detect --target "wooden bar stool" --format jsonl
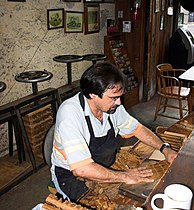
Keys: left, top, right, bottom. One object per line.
{"left": 53, "top": 55, "right": 83, "bottom": 103}
{"left": 53, "top": 55, "right": 83, "bottom": 85}
{"left": 57, "top": 80, "right": 81, "bottom": 104}
{"left": 14, "top": 70, "right": 60, "bottom": 170}
{"left": 15, "top": 88, "right": 60, "bottom": 170}
{"left": 83, "top": 53, "right": 107, "bottom": 66}
{"left": 15, "top": 70, "right": 53, "bottom": 95}
{"left": 0, "top": 81, "right": 24, "bottom": 162}
{"left": 0, "top": 102, "right": 24, "bottom": 163}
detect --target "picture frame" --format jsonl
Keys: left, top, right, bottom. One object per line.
{"left": 65, "top": 11, "right": 83, "bottom": 33}
{"left": 47, "top": 9, "right": 64, "bottom": 30}
{"left": 84, "top": 0, "right": 103, "bottom": 3}
{"left": 160, "top": 14, "right": 164, "bottom": 31}
{"left": 7, "top": 0, "right": 26, "bottom": 1}
{"left": 103, "top": 0, "right": 115, "bottom": 3}
{"left": 155, "top": 0, "right": 160, "bottom": 13}
{"left": 84, "top": 4, "right": 100, "bottom": 34}
{"left": 60, "top": 0, "right": 81, "bottom": 2}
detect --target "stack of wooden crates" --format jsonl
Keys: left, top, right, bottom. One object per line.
{"left": 22, "top": 104, "right": 54, "bottom": 159}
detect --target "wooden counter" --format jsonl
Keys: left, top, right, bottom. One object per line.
{"left": 41, "top": 112, "right": 194, "bottom": 210}
{"left": 143, "top": 112, "right": 194, "bottom": 209}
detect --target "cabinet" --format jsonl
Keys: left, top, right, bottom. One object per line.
{"left": 104, "top": 34, "right": 139, "bottom": 109}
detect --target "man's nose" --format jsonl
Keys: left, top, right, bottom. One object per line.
{"left": 114, "top": 97, "right": 121, "bottom": 105}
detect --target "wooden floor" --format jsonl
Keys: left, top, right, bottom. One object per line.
{"left": 0, "top": 94, "right": 182, "bottom": 197}
{"left": 0, "top": 152, "right": 45, "bottom": 196}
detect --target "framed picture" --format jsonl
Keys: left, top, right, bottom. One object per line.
{"left": 84, "top": 5, "right": 100, "bottom": 34}
{"left": 84, "top": 0, "right": 103, "bottom": 3}
{"left": 103, "top": 0, "right": 115, "bottom": 3}
{"left": 7, "top": 0, "right": 26, "bottom": 1}
{"left": 61, "top": 0, "right": 81, "bottom": 2}
{"left": 47, "top": 9, "right": 64, "bottom": 30}
{"left": 65, "top": 11, "right": 83, "bottom": 33}
{"left": 160, "top": 14, "right": 164, "bottom": 31}
{"left": 155, "top": 0, "right": 160, "bottom": 13}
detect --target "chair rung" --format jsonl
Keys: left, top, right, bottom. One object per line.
{"left": 157, "top": 113, "right": 185, "bottom": 120}
{"left": 159, "top": 104, "right": 188, "bottom": 110}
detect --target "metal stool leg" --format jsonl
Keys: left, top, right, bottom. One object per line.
{"left": 13, "top": 118, "right": 25, "bottom": 163}
{"left": 16, "top": 109, "right": 37, "bottom": 171}
{"left": 8, "top": 120, "right": 13, "bottom": 157}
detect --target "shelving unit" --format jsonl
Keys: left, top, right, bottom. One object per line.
{"left": 104, "top": 34, "right": 139, "bottom": 109}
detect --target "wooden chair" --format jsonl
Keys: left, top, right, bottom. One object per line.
{"left": 154, "top": 63, "right": 190, "bottom": 120}
{"left": 15, "top": 88, "right": 60, "bottom": 170}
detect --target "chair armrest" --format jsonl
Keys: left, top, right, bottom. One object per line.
{"left": 162, "top": 75, "right": 180, "bottom": 84}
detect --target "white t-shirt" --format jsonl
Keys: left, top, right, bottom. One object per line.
{"left": 51, "top": 92, "right": 142, "bottom": 171}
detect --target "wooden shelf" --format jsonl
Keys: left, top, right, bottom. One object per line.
{"left": 104, "top": 35, "right": 139, "bottom": 109}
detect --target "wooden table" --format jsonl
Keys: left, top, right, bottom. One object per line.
{"left": 179, "top": 66, "right": 194, "bottom": 82}
{"left": 179, "top": 66, "right": 194, "bottom": 113}
{"left": 143, "top": 112, "right": 194, "bottom": 209}
{"left": 39, "top": 112, "right": 194, "bottom": 209}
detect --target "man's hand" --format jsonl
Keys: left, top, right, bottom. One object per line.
{"left": 163, "top": 148, "right": 177, "bottom": 164}
{"left": 123, "top": 167, "right": 154, "bottom": 184}
{"left": 73, "top": 162, "right": 154, "bottom": 184}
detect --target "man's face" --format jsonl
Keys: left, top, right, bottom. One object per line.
{"left": 95, "top": 84, "right": 124, "bottom": 114}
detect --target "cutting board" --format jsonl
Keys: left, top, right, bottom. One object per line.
{"left": 119, "top": 180, "right": 158, "bottom": 203}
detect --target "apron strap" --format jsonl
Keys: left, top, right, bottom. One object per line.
{"left": 79, "top": 92, "right": 95, "bottom": 138}
{"left": 78, "top": 92, "right": 85, "bottom": 110}
{"left": 78, "top": 92, "right": 114, "bottom": 139}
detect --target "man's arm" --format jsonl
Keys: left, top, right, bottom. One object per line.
{"left": 72, "top": 162, "right": 154, "bottom": 185}
{"left": 135, "top": 125, "right": 177, "bottom": 163}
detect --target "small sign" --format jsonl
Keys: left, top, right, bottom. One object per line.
{"left": 123, "top": 21, "right": 131, "bottom": 33}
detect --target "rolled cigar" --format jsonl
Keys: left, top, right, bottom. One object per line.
{"left": 160, "top": 133, "right": 184, "bottom": 140}
{"left": 164, "top": 131, "right": 187, "bottom": 138}
{"left": 159, "top": 136, "right": 183, "bottom": 144}
{"left": 180, "top": 121, "right": 194, "bottom": 129}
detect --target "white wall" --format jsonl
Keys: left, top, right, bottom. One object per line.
{"left": 0, "top": 0, "right": 115, "bottom": 156}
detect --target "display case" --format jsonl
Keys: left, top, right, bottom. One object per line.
{"left": 104, "top": 34, "right": 139, "bottom": 109}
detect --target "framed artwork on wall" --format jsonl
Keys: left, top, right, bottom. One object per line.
{"left": 47, "top": 9, "right": 64, "bottom": 30}
{"left": 7, "top": 0, "right": 26, "bottom": 1}
{"left": 84, "top": 4, "right": 100, "bottom": 34}
{"left": 84, "top": 0, "right": 103, "bottom": 4}
{"left": 103, "top": 0, "right": 115, "bottom": 3}
{"left": 65, "top": 11, "right": 83, "bottom": 33}
{"left": 60, "top": 0, "right": 81, "bottom": 2}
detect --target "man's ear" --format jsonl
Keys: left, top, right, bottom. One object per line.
{"left": 89, "top": 93, "right": 98, "bottom": 99}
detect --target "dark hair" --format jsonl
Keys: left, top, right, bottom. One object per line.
{"left": 80, "top": 62, "right": 126, "bottom": 99}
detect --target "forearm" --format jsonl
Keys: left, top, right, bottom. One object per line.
{"left": 135, "top": 125, "right": 163, "bottom": 150}
{"left": 73, "top": 162, "right": 154, "bottom": 184}
{"left": 135, "top": 125, "right": 177, "bottom": 163}
{"left": 73, "top": 162, "right": 127, "bottom": 183}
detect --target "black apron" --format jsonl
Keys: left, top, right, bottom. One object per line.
{"left": 55, "top": 92, "right": 119, "bottom": 201}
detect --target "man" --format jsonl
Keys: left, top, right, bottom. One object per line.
{"left": 51, "top": 62, "right": 177, "bottom": 201}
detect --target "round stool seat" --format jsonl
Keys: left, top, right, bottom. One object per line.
{"left": 15, "top": 70, "right": 53, "bottom": 94}
{"left": 53, "top": 55, "right": 83, "bottom": 85}
{"left": 83, "top": 54, "right": 107, "bottom": 65}
{"left": 0, "top": 81, "right": 6, "bottom": 93}
{"left": 53, "top": 55, "right": 83, "bottom": 63}
{"left": 15, "top": 70, "right": 53, "bottom": 83}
